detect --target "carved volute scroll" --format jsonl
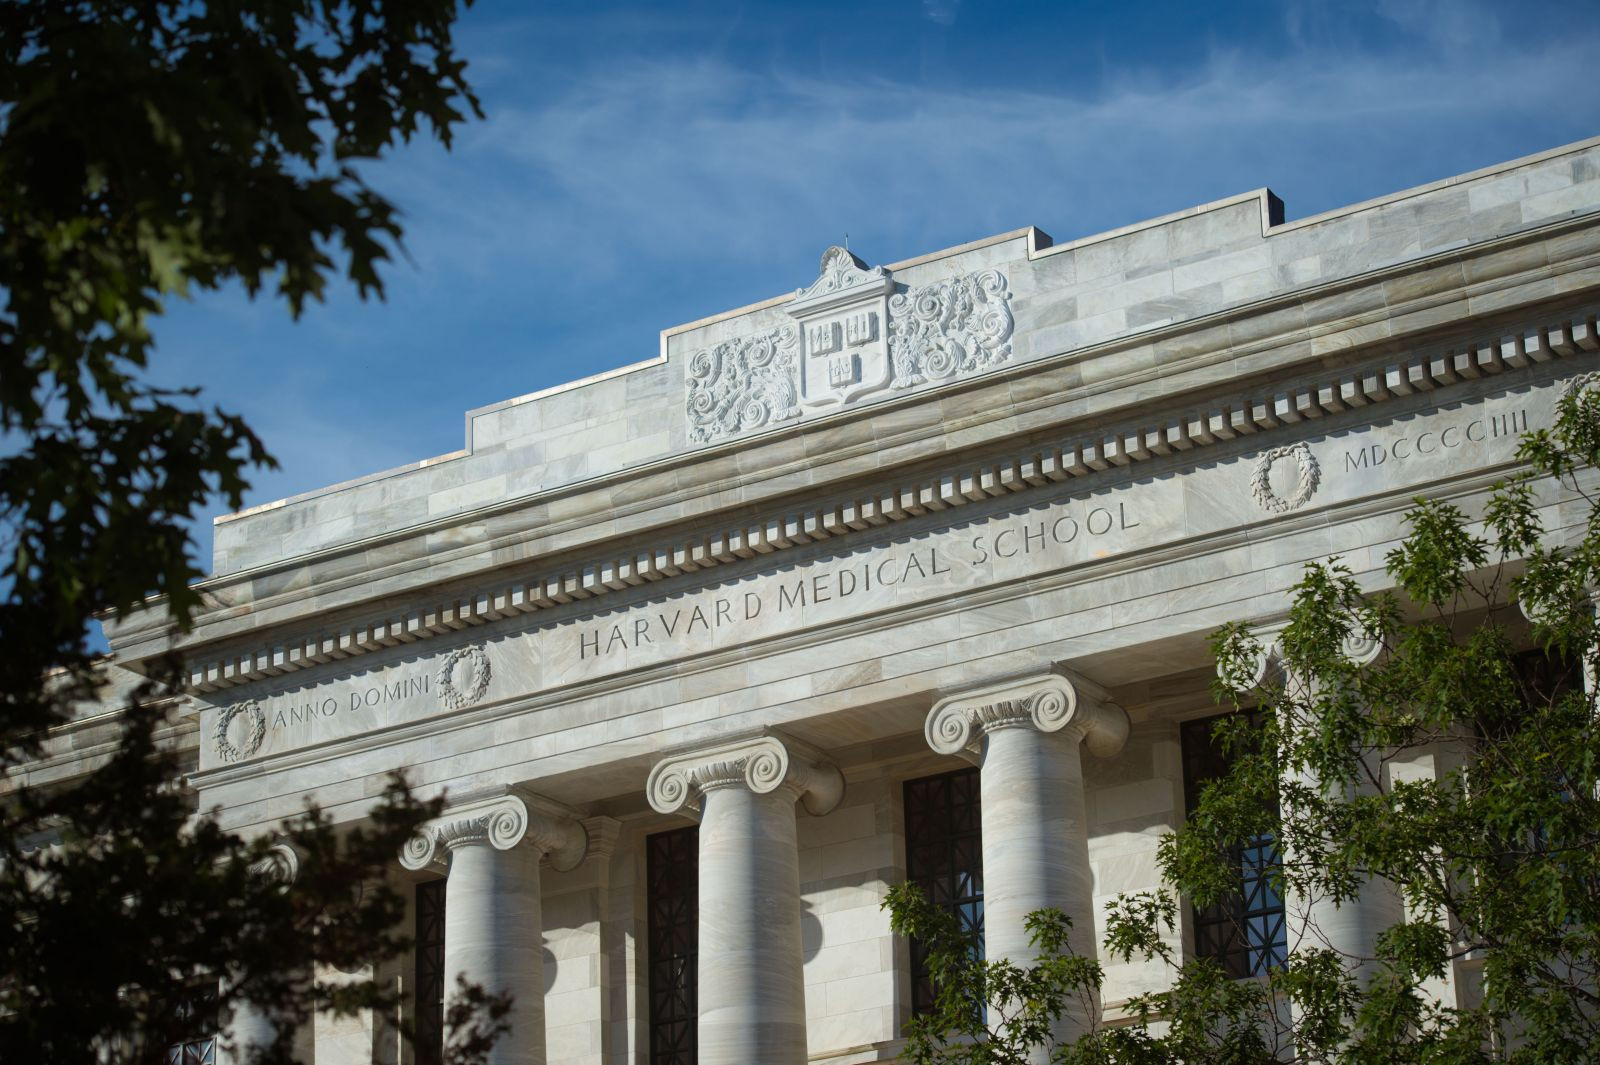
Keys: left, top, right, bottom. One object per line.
{"left": 249, "top": 840, "right": 302, "bottom": 886}
{"left": 646, "top": 732, "right": 845, "bottom": 820}
{"left": 926, "top": 666, "right": 1129, "bottom": 761}
{"left": 1218, "top": 618, "right": 1384, "bottom": 695}
{"left": 399, "top": 790, "right": 588, "bottom": 875}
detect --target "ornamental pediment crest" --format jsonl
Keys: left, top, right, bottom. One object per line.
{"left": 686, "top": 247, "right": 1015, "bottom": 444}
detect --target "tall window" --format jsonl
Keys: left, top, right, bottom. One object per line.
{"left": 415, "top": 878, "right": 446, "bottom": 1065}
{"left": 1180, "top": 713, "right": 1286, "bottom": 978}
{"left": 647, "top": 826, "right": 698, "bottom": 1065}
{"left": 903, "top": 767, "right": 984, "bottom": 1015}
{"left": 164, "top": 984, "right": 217, "bottom": 1065}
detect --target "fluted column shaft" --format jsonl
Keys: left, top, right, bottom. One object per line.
{"left": 980, "top": 726, "right": 1094, "bottom": 982}
{"left": 1241, "top": 628, "right": 1405, "bottom": 987}
{"left": 446, "top": 842, "right": 545, "bottom": 1065}
{"left": 1284, "top": 745, "right": 1405, "bottom": 983}
{"left": 699, "top": 782, "right": 806, "bottom": 1064}
{"left": 401, "top": 791, "right": 587, "bottom": 1065}
{"left": 927, "top": 668, "right": 1128, "bottom": 1053}
{"left": 648, "top": 732, "right": 844, "bottom": 1065}
{"left": 220, "top": 843, "right": 311, "bottom": 1065}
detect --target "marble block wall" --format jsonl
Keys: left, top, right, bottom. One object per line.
{"left": 798, "top": 770, "right": 906, "bottom": 1062}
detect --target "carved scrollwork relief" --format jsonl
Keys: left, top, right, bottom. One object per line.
{"left": 214, "top": 700, "right": 267, "bottom": 763}
{"left": 683, "top": 254, "right": 1015, "bottom": 444}
{"left": 889, "top": 269, "right": 1014, "bottom": 388}
{"left": 684, "top": 326, "right": 801, "bottom": 444}
{"left": 794, "top": 246, "right": 889, "bottom": 302}
{"left": 1250, "top": 442, "right": 1320, "bottom": 514}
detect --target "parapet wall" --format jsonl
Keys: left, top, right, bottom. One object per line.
{"left": 206, "top": 137, "right": 1600, "bottom": 579}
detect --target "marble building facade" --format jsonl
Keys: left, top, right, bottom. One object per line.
{"left": 32, "top": 137, "right": 1600, "bottom": 1064}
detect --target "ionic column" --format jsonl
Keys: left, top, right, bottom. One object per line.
{"left": 646, "top": 733, "right": 844, "bottom": 1065}
{"left": 221, "top": 843, "right": 313, "bottom": 1065}
{"left": 400, "top": 790, "right": 588, "bottom": 1065}
{"left": 926, "top": 667, "right": 1129, "bottom": 1049}
{"left": 1237, "top": 626, "right": 1405, "bottom": 989}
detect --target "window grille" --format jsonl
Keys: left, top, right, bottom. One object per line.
{"left": 164, "top": 984, "right": 217, "bottom": 1065}
{"left": 903, "top": 767, "right": 984, "bottom": 1014}
{"left": 1180, "top": 713, "right": 1286, "bottom": 978}
{"left": 415, "top": 878, "right": 446, "bottom": 1065}
{"left": 647, "top": 826, "right": 698, "bottom": 1065}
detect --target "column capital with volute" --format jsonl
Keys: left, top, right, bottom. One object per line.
{"left": 398, "top": 788, "right": 587, "bottom": 874}
{"left": 646, "top": 731, "right": 844, "bottom": 819}
{"left": 925, "top": 665, "right": 1129, "bottom": 761}
{"left": 1220, "top": 615, "right": 1384, "bottom": 692}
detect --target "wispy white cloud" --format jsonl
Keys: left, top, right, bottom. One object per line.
{"left": 152, "top": 0, "right": 1600, "bottom": 566}
{"left": 385, "top": 14, "right": 1598, "bottom": 294}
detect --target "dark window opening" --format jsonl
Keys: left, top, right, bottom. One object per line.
{"left": 1181, "top": 713, "right": 1286, "bottom": 978}
{"left": 903, "top": 767, "right": 984, "bottom": 1015}
{"left": 648, "top": 826, "right": 698, "bottom": 1065}
{"left": 415, "top": 878, "right": 446, "bottom": 1065}
{"left": 164, "top": 984, "right": 217, "bottom": 1065}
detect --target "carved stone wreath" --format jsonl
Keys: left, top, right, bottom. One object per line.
{"left": 437, "top": 644, "right": 492, "bottom": 710}
{"left": 1250, "top": 443, "right": 1320, "bottom": 514}
{"left": 214, "top": 700, "right": 266, "bottom": 763}
{"left": 1563, "top": 370, "right": 1600, "bottom": 400}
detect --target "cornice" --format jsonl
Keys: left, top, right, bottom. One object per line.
{"left": 176, "top": 309, "right": 1599, "bottom": 695}
{"left": 646, "top": 732, "right": 844, "bottom": 820}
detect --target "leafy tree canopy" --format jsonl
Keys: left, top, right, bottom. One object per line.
{"left": 887, "top": 386, "right": 1600, "bottom": 1064}
{"left": 0, "top": 2, "right": 496, "bottom": 1062}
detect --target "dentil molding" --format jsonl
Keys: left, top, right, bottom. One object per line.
{"left": 646, "top": 732, "right": 845, "bottom": 819}
{"left": 399, "top": 790, "right": 587, "bottom": 874}
{"left": 926, "top": 666, "right": 1130, "bottom": 761}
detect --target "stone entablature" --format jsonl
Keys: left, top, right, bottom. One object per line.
{"left": 180, "top": 311, "right": 1593, "bottom": 702}
{"left": 192, "top": 361, "right": 1575, "bottom": 772}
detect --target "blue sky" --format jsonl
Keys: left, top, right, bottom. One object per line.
{"left": 151, "top": 0, "right": 1600, "bottom": 573}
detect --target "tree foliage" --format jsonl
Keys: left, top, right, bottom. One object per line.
{"left": 886, "top": 386, "right": 1600, "bottom": 1063}
{"left": 0, "top": 2, "right": 493, "bottom": 1061}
